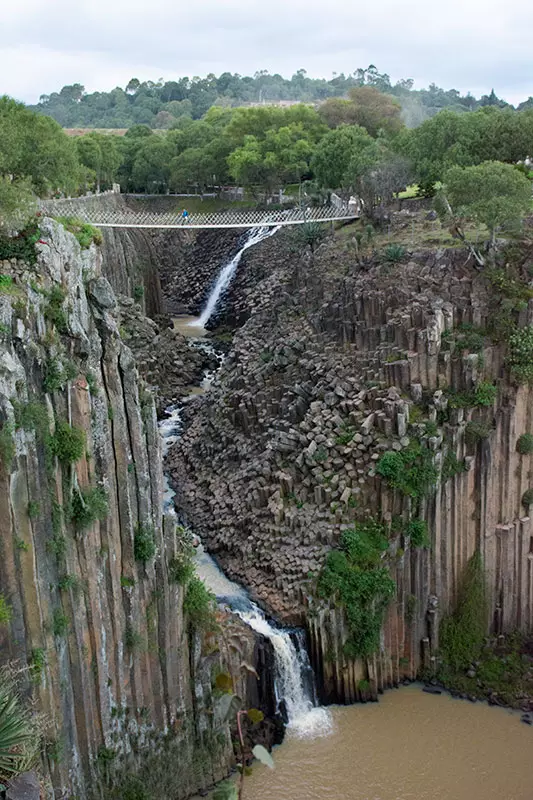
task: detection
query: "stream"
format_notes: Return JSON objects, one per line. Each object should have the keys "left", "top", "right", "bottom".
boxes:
{"left": 160, "top": 228, "right": 330, "bottom": 739}
{"left": 159, "top": 229, "right": 533, "bottom": 798}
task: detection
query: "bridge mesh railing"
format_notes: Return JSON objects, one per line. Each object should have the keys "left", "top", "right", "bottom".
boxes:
{"left": 39, "top": 198, "right": 356, "bottom": 229}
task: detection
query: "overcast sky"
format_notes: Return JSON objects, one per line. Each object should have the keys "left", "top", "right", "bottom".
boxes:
{"left": 2, "top": 0, "right": 532, "bottom": 104}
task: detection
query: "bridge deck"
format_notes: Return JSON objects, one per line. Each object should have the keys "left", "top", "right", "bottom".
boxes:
{"left": 39, "top": 199, "right": 357, "bottom": 229}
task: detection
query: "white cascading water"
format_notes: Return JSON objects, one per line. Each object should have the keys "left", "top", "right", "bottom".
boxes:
{"left": 236, "top": 608, "right": 332, "bottom": 739}
{"left": 162, "top": 229, "right": 332, "bottom": 739}
{"left": 192, "top": 226, "right": 280, "bottom": 327}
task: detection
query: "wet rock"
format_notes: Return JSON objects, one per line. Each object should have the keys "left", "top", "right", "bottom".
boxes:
{"left": 6, "top": 772, "right": 40, "bottom": 800}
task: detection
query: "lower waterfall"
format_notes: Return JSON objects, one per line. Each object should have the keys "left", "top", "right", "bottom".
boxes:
{"left": 161, "top": 401, "right": 331, "bottom": 738}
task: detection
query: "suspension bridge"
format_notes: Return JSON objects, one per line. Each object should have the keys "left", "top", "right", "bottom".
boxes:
{"left": 39, "top": 196, "right": 358, "bottom": 230}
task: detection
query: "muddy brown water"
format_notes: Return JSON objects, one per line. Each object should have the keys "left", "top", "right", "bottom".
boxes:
{"left": 241, "top": 686, "right": 533, "bottom": 800}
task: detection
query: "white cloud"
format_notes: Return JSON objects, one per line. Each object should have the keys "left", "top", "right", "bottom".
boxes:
{"left": 1, "top": 0, "right": 532, "bottom": 103}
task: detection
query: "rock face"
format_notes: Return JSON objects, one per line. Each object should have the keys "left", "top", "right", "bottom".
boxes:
{"left": 0, "top": 220, "right": 269, "bottom": 798}
{"left": 168, "top": 223, "right": 533, "bottom": 703}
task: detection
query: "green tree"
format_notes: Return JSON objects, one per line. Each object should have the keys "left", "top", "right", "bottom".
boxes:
{"left": 0, "top": 96, "right": 79, "bottom": 195}
{"left": 319, "top": 86, "right": 403, "bottom": 137}
{"left": 441, "top": 161, "right": 532, "bottom": 256}
{"left": 311, "top": 124, "right": 380, "bottom": 200}
{"left": 0, "top": 177, "right": 37, "bottom": 235}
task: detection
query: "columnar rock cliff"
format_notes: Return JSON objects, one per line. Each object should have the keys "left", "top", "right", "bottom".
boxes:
{"left": 169, "top": 219, "right": 533, "bottom": 703}
{"left": 0, "top": 220, "right": 265, "bottom": 798}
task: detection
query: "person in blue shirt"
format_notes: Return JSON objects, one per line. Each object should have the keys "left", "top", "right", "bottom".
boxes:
{"left": 181, "top": 209, "right": 189, "bottom": 222}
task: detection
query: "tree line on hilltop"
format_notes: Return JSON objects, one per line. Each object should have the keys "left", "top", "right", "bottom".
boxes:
{"left": 28, "top": 66, "right": 533, "bottom": 130}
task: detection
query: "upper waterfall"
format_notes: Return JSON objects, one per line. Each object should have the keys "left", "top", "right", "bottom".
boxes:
{"left": 193, "top": 226, "right": 280, "bottom": 327}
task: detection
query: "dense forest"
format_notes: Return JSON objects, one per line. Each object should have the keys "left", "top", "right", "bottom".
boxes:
{"left": 29, "top": 66, "right": 533, "bottom": 129}
{"left": 3, "top": 84, "right": 533, "bottom": 237}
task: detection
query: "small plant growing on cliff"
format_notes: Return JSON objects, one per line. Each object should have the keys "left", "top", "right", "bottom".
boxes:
{"left": 44, "top": 285, "right": 68, "bottom": 334}
{"left": 49, "top": 422, "right": 85, "bottom": 465}
{"left": 447, "top": 381, "right": 497, "bottom": 409}
{"left": 441, "top": 451, "right": 467, "bottom": 482}
{"left": 405, "top": 519, "right": 430, "bottom": 548}
{"left": 69, "top": 486, "right": 108, "bottom": 530}
{"left": 517, "top": 434, "right": 533, "bottom": 455}
{"left": 133, "top": 284, "right": 144, "bottom": 301}
{"left": 522, "top": 489, "right": 533, "bottom": 510}
{"left": 13, "top": 401, "right": 49, "bottom": 438}
{"left": 134, "top": 524, "right": 156, "bottom": 563}
{"left": 51, "top": 608, "right": 69, "bottom": 637}
{"left": 0, "top": 670, "right": 41, "bottom": 779}
{"left": 439, "top": 550, "right": 487, "bottom": 672}
{"left": 377, "top": 442, "right": 437, "bottom": 500}
{"left": 168, "top": 553, "right": 195, "bottom": 586}
{"left": 29, "top": 648, "right": 46, "bottom": 684}
{"left": 381, "top": 243, "right": 406, "bottom": 264}
{"left": 465, "top": 420, "right": 492, "bottom": 445}
{"left": 27, "top": 500, "right": 40, "bottom": 519}
{"left": 184, "top": 576, "right": 217, "bottom": 631}
{"left": 507, "top": 326, "right": 533, "bottom": 384}
{"left": 318, "top": 519, "right": 395, "bottom": 659}
{"left": 0, "top": 421, "right": 15, "bottom": 472}
{"left": 55, "top": 217, "right": 102, "bottom": 249}
{"left": 0, "top": 595, "right": 12, "bottom": 626}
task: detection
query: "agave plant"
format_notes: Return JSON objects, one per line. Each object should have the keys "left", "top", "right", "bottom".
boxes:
{"left": 0, "top": 675, "right": 40, "bottom": 780}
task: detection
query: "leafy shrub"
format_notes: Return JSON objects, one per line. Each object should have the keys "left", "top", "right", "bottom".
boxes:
{"left": 335, "top": 430, "right": 355, "bottom": 446}
{"left": 376, "top": 443, "right": 437, "bottom": 499}
{"left": 134, "top": 524, "right": 156, "bottom": 563}
{"left": 13, "top": 401, "right": 49, "bottom": 438}
{"left": 507, "top": 326, "right": 533, "bottom": 384}
{"left": 465, "top": 420, "right": 492, "bottom": 445}
{"left": 133, "top": 284, "right": 144, "bottom": 301}
{"left": 44, "top": 285, "right": 68, "bottom": 333}
{"left": 43, "top": 357, "right": 75, "bottom": 393}
{"left": 318, "top": 520, "right": 395, "bottom": 658}
{"left": 120, "top": 576, "right": 135, "bottom": 589}
{"left": 29, "top": 648, "right": 46, "bottom": 683}
{"left": 447, "top": 382, "right": 497, "bottom": 408}
{"left": 293, "top": 221, "right": 327, "bottom": 254}
{"left": 455, "top": 324, "right": 485, "bottom": 354}
{"left": 69, "top": 486, "right": 108, "bottom": 530}
{"left": 522, "top": 489, "right": 533, "bottom": 509}
{"left": 0, "top": 671, "right": 41, "bottom": 778}
{"left": 168, "top": 553, "right": 195, "bottom": 586}
{"left": 0, "top": 275, "right": 16, "bottom": 295}
{"left": 0, "top": 422, "right": 15, "bottom": 471}
{"left": 49, "top": 422, "right": 85, "bottom": 465}
{"left": 57, "top": 574, "right": 82, "bottom": 594}
{"left": 441, "top": 452, "right": 467, "bottom": 482}
{"left": 405, "top": 519, "right": 430, "bottom": 548}
{"left": 313, "top": 445, "right": 328, "bottom": 463}
{"left": 424, "top": 420, "right": 438, "bottom": 437}
{"left": 52, "top": 609, "right": 69, "bottom": 637}
{"left": 184, "top": 576, "right": 217, "bottom": 631}
{"left": 0, "top": 595, "right": 12, "bottom": 626}
{"left": 517, "top": 434, "right": 533, "bottom": 455}
{"left": 55, "top": 217, "right": 102, "bottom": 249}
{"left": 0, "top": 223, "right": 41, "bottom": 265}
{"left": 439, "top": 551, "right": 487, "bottom": 671}
{"left": 382, "top": 244, "right": 406, "bottom": 264}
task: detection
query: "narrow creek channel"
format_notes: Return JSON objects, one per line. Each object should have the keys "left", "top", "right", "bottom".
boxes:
{"left": 160, "top": 229, "right": 533, "bottom": 799}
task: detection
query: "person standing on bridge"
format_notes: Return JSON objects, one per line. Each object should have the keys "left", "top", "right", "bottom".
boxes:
{"left": 181, "top": 208, "right": 189, "bottom": 223}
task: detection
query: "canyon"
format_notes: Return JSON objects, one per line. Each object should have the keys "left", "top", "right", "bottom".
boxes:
{"left": 2, "top": 199, "right": 533, "bottom": 798}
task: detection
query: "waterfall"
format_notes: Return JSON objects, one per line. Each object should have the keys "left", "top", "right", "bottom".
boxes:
{"left": 236, "top": 607, "right": 332, "bottom": 739}
{"left": 193, "top": 226, "right": 280, "bottom": 327}
{"left": 162, "top": 277, "right": 331, "bottom": 741}
{"left": 160, "top": 399, "right": 331, "bottom": 739}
